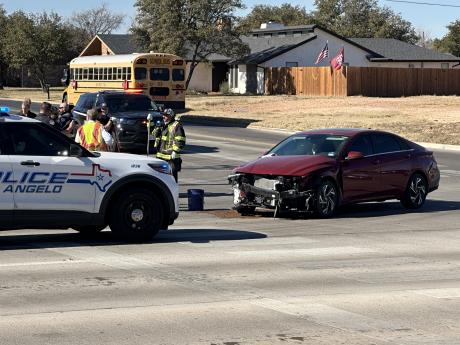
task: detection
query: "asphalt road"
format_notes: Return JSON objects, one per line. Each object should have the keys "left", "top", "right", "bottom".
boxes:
{"left": 1, "top": 99, "right": 460, "bottom": 344}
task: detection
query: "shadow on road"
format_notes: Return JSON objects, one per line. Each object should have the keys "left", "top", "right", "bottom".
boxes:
{"left": 181, "top": 115, "right": 260, "bottom": 128}
{"left": 0, "top": 228, "right": 266, "bottom": 250}
{"left": 182, "top": 144, "right": 219, "bottom": 154}
{"left": 337, "top": 199, "right": 460, "bottom": 218}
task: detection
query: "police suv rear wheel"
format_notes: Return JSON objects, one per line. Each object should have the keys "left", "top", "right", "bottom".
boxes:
{"left": 109, "top": 188, "right": 163, "bottom": 242}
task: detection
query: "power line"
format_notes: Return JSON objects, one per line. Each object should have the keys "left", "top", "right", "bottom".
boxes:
{"left": 386, "top": 0, "right": 460, "bottom": 7}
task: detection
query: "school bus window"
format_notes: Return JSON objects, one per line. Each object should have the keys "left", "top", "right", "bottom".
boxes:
{"left": 88, "top": 68, "right": 93, "bottom": 80}
{"left": 83, "top": 68, "right": 88, "bottom": 80}
{"left": 127, "top": 68, "right": 132, "bottom": 80}
{"left": 150, "top": 68, "right": 169, "bottom": 81}
{"left": 172, "top": 69, "right": 185, "bottom": 81}
{"left": 94, "top": 68, "right": 99, "bottom": 80}
{"left": 117, "top": 68, "right": 123, "bottom": 80}
{"left": 99, "top": 68, "right": 103, "bottom": 80}
{"left": 135, "top": 67, "right": 147, "bottom": 80}
{"left": 106, "top": 68, "right": 111, "bottom": 80}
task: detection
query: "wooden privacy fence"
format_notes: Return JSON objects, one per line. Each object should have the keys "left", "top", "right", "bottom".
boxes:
{"left": 265, "top": 66, "right": 460, "bottom": 97}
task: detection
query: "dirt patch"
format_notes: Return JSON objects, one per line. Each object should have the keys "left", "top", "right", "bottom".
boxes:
{"left": 185, "top": 95, "right": 460, "bottom": 145}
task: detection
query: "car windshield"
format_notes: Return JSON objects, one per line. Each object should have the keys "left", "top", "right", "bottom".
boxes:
{"left": 268, "top": 134, "right": 350, "bottom": 157}
{"left": 104, "top": 94, "right": 159, "bottom": 112}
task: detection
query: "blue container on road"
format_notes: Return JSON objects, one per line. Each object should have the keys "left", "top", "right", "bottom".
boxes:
{"left": 187, "top": 189, "right": 204, "bottom": 211}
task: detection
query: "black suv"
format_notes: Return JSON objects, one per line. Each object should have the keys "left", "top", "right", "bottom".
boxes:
{"left": 72, "top": 91, "right": 162, "bottom": 153}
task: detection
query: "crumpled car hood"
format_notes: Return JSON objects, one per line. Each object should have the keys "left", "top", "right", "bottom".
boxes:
{"left": 235, "top": 155, "right": 336, "bottom": 177}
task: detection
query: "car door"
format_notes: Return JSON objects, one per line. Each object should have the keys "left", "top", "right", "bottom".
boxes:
{"left": 371, "top": 133, "right": 413, "bottom": 198}
{"left": 341, "top": 134, "right": 382, "bottom": 203}
{"left": 0, "top": 124, "right": 14, "bottom": 228}
{"left": 5, "top": 122, "right": 96, "bottom": 212}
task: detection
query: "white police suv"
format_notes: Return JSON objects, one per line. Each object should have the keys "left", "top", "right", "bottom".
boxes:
{"left": 0, "top": 107, "right": 179, "bottom": 241}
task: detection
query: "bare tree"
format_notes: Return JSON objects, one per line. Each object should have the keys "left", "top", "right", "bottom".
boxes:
{"left": 70, "top": 3, "right": 124, "bottom": 40}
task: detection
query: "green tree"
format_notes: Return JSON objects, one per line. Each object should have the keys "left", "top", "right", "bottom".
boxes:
{"left": 69, "top": 3, "right": 124, "bottom": 42}
{"left": 2, "top": 11, "right": 71, "bottom": 88}
{"left": 239, "top": 3, "right": 313, "bottom": 31}
{"left": 133, "top": 0, "right": 249, "bottom": 89}
{"left": 313, "top": 0, "right": 418, "bottom": 43}
{"left": 433, "top": 20, "right": 460, "bottom": 57}
{"left": 0, "top": 5, "right": 8, "bottom": 88}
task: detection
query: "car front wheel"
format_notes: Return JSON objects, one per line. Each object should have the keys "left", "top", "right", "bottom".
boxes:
{"left": 109, "top": 188, "right": 164, "bottom": 242}
{"left": 315, "top": 179, "right": 338, "bottom": 218}
{"left": 401, "top": 173, "right": 427, "bottom": 209}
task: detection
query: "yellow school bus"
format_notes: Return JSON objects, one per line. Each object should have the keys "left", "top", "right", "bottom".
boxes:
{"left": 62, "top": 53, "right": 186, "bottom": 109}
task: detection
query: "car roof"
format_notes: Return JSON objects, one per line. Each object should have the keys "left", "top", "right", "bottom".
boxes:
{"left": 86, "top": 90, "right": 149, "bottom": 96}
{"left": 0, "top": 113, "right": 40, "bottom": 123}
{"left": 297, "top": 128, "right": 373, "bottom": 136}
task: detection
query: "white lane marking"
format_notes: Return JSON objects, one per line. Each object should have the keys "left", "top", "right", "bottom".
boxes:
{"left": 413, "top": 288, "right": 460, "bottom": 299}
{"left": 441, "top": 169, "right": 460, "bottom": 176}
{"left": 0, "top": 260, "right": 86, "bottom": 268}
{"left": 230, "top": 246, "right": 375, "bottom": 257}
{"left": 251, "top": 299, "right": 392, "bottom": 332}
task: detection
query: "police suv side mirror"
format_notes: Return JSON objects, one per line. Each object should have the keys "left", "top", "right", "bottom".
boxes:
{"left": 70, "top": 144, "right": 83, "bottom": 157}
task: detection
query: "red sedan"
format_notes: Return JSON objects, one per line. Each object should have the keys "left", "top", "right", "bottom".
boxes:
{"left": 228, "top": 129, "right": 440, "bottom": 217}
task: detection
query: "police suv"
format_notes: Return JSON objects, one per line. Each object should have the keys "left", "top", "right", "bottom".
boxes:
{"left": 0, "top": 107, "right": 179, "bottom": 241}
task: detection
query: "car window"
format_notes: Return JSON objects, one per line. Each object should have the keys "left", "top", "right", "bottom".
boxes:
{"left": 135, "top": 67, "right": 147, "bottom": 80}
{"left": 4, "top": 123, "right": 71, "bottom": 156}
{"left": 372, "top": 133, "right": 402, "bottom": 154}
{"left": 269, "top": 134, "right": 349, "bottom": 157}
{"left": 347, "top": 135, "right": 373, "bottom": 156}
{"left": 104, "top": 94, "right": 159, "bottom": 112}
{"left": 74, "top": 94, "right": 96, "bottom": 113}
{"left": 150, "top": 68, "right": 169, "bottom": 81}
{"left": 172, "top": 69, "right": 185, "bottom": 81}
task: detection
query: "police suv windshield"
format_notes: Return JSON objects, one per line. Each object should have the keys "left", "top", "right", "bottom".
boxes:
{"left": 104, "top": 94, "right": 159, "bottom": 113}
{"left": 268, "top": 134, "right": 349, "bottom": 157}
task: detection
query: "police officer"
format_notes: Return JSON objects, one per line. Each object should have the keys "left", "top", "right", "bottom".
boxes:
{"left": 36, "top": 102, "right": 60, "bottom": 131}
{"left": 152, "top": 109, "right": 186, "bottom": 182}
{"left": 58, "top": 102, "right": 77, "bottom": 137}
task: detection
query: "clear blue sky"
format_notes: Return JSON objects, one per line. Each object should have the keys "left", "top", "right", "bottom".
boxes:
{"left": 2, "top": 0, "right": 459, "bottom": 39}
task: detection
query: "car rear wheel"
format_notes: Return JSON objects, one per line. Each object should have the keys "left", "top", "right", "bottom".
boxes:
{"left": 401, "top": 173, "right": 427, "bottom": 209}
{"left": 109, "top": 188, "right": 163, "bottom": 242}
{"left": 315, "top": 179, "right": 338, "bottom": 218}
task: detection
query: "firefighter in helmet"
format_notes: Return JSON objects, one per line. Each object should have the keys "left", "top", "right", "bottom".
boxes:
{"left": 152, "top": 108, "right": 186, "bottom": 182}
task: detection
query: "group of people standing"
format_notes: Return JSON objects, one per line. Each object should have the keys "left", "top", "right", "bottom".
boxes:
{"left": 17, "top": 99, "right": 185, "bottom": 182}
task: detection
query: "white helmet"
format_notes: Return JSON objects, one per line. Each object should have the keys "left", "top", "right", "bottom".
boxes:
{"left": 162, "top": 108, "right": 175, "bottom": 118}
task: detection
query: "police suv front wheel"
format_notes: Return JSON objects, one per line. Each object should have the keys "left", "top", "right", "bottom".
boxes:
{"left": 109, "top": 188, "right": 164, "bottom": 242}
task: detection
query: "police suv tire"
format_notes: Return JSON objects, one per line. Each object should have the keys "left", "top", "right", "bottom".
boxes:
{"left": 109, "top": 188, "right": 163, "bottom": 242}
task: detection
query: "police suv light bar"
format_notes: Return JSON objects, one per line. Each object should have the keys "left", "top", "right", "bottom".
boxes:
{"left": 0, "top": 106, "right": 10, "bottom": 114}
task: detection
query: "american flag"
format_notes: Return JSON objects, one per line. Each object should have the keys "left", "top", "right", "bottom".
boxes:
{"left": 315, "top": 41, "right": 329, "bottom": 65}
{"left": 331, "top": 47, "right": 344, "bottom": 70}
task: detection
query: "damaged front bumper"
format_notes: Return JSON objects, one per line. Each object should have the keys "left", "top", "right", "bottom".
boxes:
{"left": 229, "top": 174, "right": 315, "bottom": 212}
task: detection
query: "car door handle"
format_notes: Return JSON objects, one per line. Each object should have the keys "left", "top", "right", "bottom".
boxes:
{"left": 20, "top": 160, "right": 40, "bottom": 166}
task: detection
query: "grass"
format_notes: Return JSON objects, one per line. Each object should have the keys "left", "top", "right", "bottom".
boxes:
{"left": 0, "top": 87, "right": 64, "bottom": 103}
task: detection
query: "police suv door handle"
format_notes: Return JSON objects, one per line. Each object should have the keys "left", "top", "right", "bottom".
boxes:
{"left": 20, "top": 160, "right": 40, "bottom": 167}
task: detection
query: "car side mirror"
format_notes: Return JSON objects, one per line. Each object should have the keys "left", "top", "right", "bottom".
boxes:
{"left": 346, "top": 151, "right": 364, "bottom": 160}
{"left": 70, "top": 144, "right": 83, "bottom": 157}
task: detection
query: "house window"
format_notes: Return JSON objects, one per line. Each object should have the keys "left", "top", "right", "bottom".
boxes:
{"left": 264, "top": 33, "right": 272, "bottom": 37}
{"left": 408, "top": 64, "right": 415, "bottom": 68}
{"left": 286, "top": 62, "right": 298, "bottom": 67}
{"left": 441, "top": 63, "right": 449, "bottom": 70}
{"left": 252, "top": 34, "right": 259, "bottom": 37}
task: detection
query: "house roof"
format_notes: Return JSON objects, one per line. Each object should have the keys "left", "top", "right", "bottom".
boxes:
{"left": 97, "top": 34, "right": 143, "bottom": 54}
{"left": 349, "top": 38, "right": 460, "bottom": 62}
{"left": 229, "top": 34, "right": 316, "bottom": 64}
{"left": 251, "top": 24, "right": 315, "bottom": 34}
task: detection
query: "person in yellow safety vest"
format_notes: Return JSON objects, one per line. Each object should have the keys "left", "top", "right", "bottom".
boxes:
{"left": 75, "top": 108, "right": 113, "bottom": 151}
{"left": 152, "top": 108, "right": 186, "bottom": 182}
